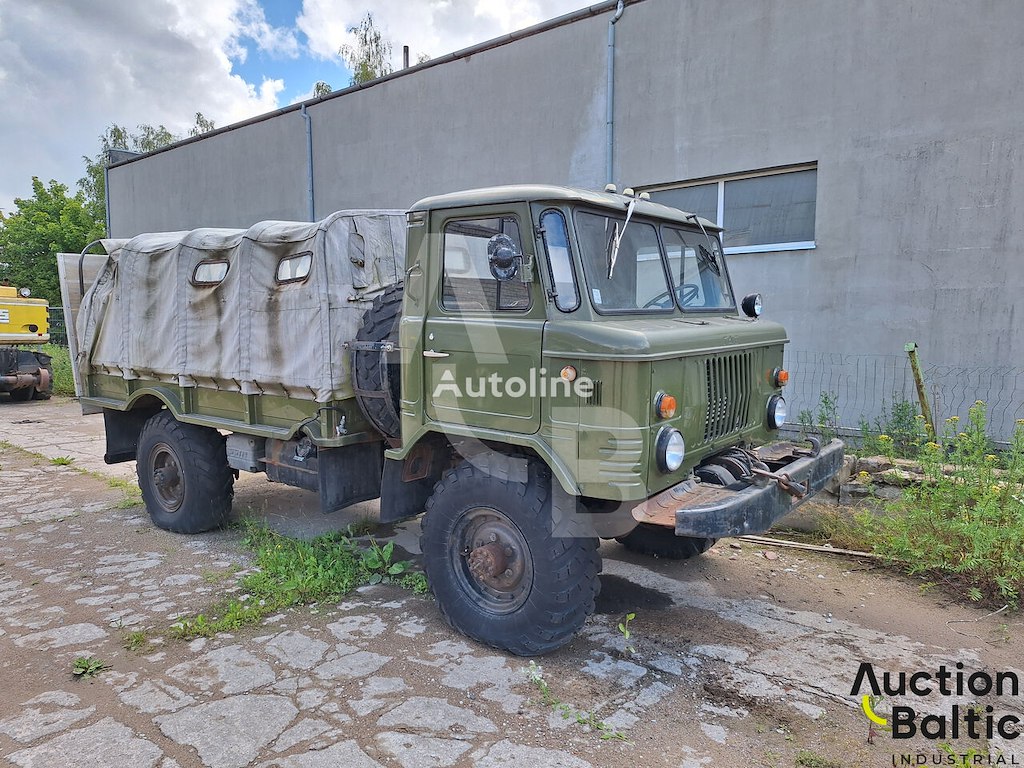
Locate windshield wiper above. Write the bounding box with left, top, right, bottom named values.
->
left=688, top=213, right=722, bottom=276
left=606, top=197, right=637, bottom=279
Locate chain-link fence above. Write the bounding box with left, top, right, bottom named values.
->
left=785, top=349, right=1024, bottom=445
left=47, top=307, right=68, bottom=346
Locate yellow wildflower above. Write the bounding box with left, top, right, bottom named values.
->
left=925, top=441, right=940, bottom=450
left=858, top=470, right=870, bottom=479
left=914, top=414, right=924, bottom=420
left=985, top=454, right=998, bottom=463
left=991, top=485, right=1002, bottom=494
left=947, top=416, right=960, bottom=423
left=878, top=434, right=892, bottom=442
left=1016, top=419, right=1024, bottom=426
left=975, top=400, right=985, bottom=406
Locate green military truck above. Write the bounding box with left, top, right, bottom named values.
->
left=73, top=185, right=842, bottom=655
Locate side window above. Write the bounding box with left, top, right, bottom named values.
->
left=191, top=260, right=229, bottom=286
left=276, top=251, right=313, bottom=283
left=441, top=216, right=530, bottom=312
left=540, top=210, right=579, bottom=312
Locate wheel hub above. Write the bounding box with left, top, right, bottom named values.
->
left=453, top=509, right=532, bottom=614
left=468, top=542, right=510, bottom=580
left=150, top=445, right=184, bottom=512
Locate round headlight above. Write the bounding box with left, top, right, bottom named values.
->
left=741, top=293, right=762, bottom=318
left=656, top=427, right=685, bottom=473
left=18, top=287, right=31, bottom=298
left=767, top=395, right=787, bottom=429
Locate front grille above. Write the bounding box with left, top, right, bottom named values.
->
left=704, top=351, right=755, bottom=442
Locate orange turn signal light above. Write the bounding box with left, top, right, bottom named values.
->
left=655, top=392, right=677, bottom=419
left=773, top=368, right=789, bottom=386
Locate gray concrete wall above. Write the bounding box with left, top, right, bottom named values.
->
left=106, top=0, right=1024, bottom=433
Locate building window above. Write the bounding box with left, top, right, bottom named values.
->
left=648, top=165, right=816, bottom=254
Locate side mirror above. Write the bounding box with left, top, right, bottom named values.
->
left=487, top=233, right=520, bottom=281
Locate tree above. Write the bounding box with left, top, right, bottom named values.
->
left=78, top=114, right=214, bottom=230
left=339, top=12, right=393, bottom=85
left=188, top=112, right=216, bottom=137
left=0, top=178, right=104, bottom=306
left=313, top=81, right=332, bottom=98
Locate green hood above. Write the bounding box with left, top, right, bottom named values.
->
left=543, top=316, right=788, bottom=361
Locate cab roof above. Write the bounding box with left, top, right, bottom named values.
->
left=408, top=184, right=722, bottom=232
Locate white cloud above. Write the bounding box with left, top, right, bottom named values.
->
left=296, top=0, right=588, bottom=70
left=0, top=0, right=587, bottom=215
left=0, top=0, right=297, bottom=213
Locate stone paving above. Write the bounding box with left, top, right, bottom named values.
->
left=2, top=398, right=1024, bottom=767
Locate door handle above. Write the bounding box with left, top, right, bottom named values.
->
left=423, top=349, right=450, bottom=358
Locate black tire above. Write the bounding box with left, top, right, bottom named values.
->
left=615, top=463, right=736, bottom=560
left=352, top=283, right=403, bottom=440
left=421, top=452, right=602, bottom=656
left=136, top=411, right=234, bottom=533
left=616, top=525, right=716, bottom=559
left=8, top=386, right=33, bottom=402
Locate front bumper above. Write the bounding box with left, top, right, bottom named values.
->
left=631, top=439, right=845, bottom=539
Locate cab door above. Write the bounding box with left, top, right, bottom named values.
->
left=423, top=207, right=545, bottom=434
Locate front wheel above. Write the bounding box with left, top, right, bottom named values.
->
left=136, top=411, right=234, bottom=533
left=421, top=453, right=601, bottom=656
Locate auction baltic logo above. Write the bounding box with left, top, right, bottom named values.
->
left=852, top=661, right=1022, bottom=765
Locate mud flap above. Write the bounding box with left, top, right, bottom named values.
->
left=318, top=442, right=384, bottom=515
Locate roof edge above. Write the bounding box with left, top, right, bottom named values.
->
left=108, top=0, right=644, bottom=170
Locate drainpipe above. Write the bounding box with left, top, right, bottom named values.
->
left=300, top=104, right=315, bottom=220
left=605, top=0, right=625, bottom=187
left=103, top=163, right=111, bottom=237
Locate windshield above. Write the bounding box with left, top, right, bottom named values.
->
left=661, top=226, right=734, bottom=310
left=574, top=211, right=671, bottom=313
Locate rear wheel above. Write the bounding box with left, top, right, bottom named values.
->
left=615, top=464, right=737, bottom=559
left=421, top=453, right=601, bottom=656
left=136, top=411, right=234, bottom=533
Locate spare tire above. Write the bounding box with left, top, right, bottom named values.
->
left=352, top=283, right=403, bottom=440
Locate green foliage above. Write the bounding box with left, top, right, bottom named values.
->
left=170, top=523, right=425, bottom=639
left=0, top=178, right=104, bottom=306
left=71, top=656, right=109, bottom=679
left=794, top=751, right=842, bottom=768
left=122, top=631, right=147, bottom=651
left=339, top=12, right=393, bottom=85
left=835, top=403, right=1024, bottom=606
left=39, top=343, right=75, bottom=396
left=78, top=116, right=214, bottom=227
left=858, top=395, right=928, bottom=459
left=524, top=661, right=629, bottom=742
left=312, top=81, right=332, bottom=98
left=49, top=456, right=74, bottom=466
left=617, top=611, right=636, bottom=655
left=798, top=391, right=839, bottom=443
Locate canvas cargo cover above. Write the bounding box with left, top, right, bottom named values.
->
left=77, top=210, right=406, bottom=403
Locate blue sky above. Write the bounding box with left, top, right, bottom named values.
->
left=230, top=0, right=350, bottom=104
left=0, top=0, right=587, bottom=214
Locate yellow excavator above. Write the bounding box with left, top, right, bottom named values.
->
left=0, top=284, right=52, bottom=401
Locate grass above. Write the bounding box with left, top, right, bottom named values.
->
left=49, top=455, right=74, bottom=466
left=169, top=522, right=429, bottom=639
left=824, top=402, right=1024, bottom=606
left=794, top=751, right=842, bottom=768
left=122, top=631, right=147, bottom=651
